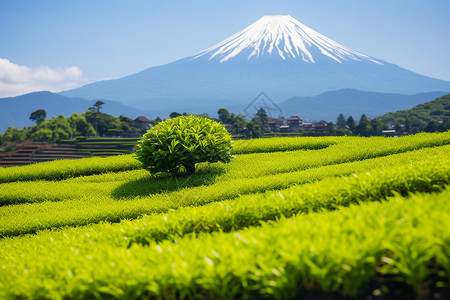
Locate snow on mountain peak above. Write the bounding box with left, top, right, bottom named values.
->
left=193, top=15, right=382, bottom=65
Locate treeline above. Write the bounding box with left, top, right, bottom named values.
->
left=334, top=113, right=387, bottom=136
left=332, top=112, right=448, bottom=136
left=0, top=101, right=161, bottom=146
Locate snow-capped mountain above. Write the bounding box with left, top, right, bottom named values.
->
left=192, top=15, right=381, bottom=64
left=60, top=15, right=450, bottom=117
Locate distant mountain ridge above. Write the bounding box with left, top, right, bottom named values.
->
left=0, top=91, right=150, bottom=133
left=277, top=89, right=448, bottom=121
left=60, top=15, right=450, bottom=112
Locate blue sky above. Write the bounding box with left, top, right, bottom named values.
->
left=1, top=0, right=449, bottom=97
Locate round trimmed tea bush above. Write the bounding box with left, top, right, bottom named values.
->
left=135, top=115, right=233, bottom=174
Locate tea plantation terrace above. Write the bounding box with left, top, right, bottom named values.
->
left=0, top=132, right=449, bottom=299
left=0, top=137, right=139, bottom=167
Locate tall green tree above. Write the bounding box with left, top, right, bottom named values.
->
left=68, top=113, right=96, bottom=137
left=346, top=116, right=356, bottom=133
left=246, top=122, right=262, bottom=138
left=336, top=113, right=347, bottom=129
left=253, top=108, right=269, bottom=133
left=29, top=109, right=46, bottom=125
left=217, top=108, right=231, bottom=124
left=370, top=118, right=384, bottom=136
left=84, top=111, right=121, bottom=137
left=255, top=108, right=268, bottom=124
left=355, top=114, right=371, bottom=137
left=93, top=101, right=105, bottom=113
left=229, top=113, right=246, bottom=135
left=217, top=108, right=246, bottom=135
left=119, top=115, right=140, bottom=136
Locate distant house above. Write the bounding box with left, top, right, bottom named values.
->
left=302, top=122, right=313, bottom=129
left=275, top=116, right=287, bottom=126
left=134, top=116, right=153, bottom=131
left=279, top=125, right=290, bottom=133
left=287, top=116, right=302, bottom=132
left=313, top=120, right=329, bottom=133
left=382, top=129, right=396, bottom=137
left=267, top=117, right=288, bottom=132
left=267, top=119, right=277, bottom=132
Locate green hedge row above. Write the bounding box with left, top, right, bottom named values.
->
left=1, top=178, right=449, bottom=298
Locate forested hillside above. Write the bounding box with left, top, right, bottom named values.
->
left=378, top=94, right=450, bottom=133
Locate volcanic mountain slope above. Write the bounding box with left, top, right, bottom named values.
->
left=60, top=15, right=450, bottom=112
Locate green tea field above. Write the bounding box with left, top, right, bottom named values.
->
left=1, top=132, right=450, bottom=299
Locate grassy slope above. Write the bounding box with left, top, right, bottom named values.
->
left=1, top=132, right=450, bottom=299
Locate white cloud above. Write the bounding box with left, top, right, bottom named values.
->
left=0, top=58, right=88, bottom=98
